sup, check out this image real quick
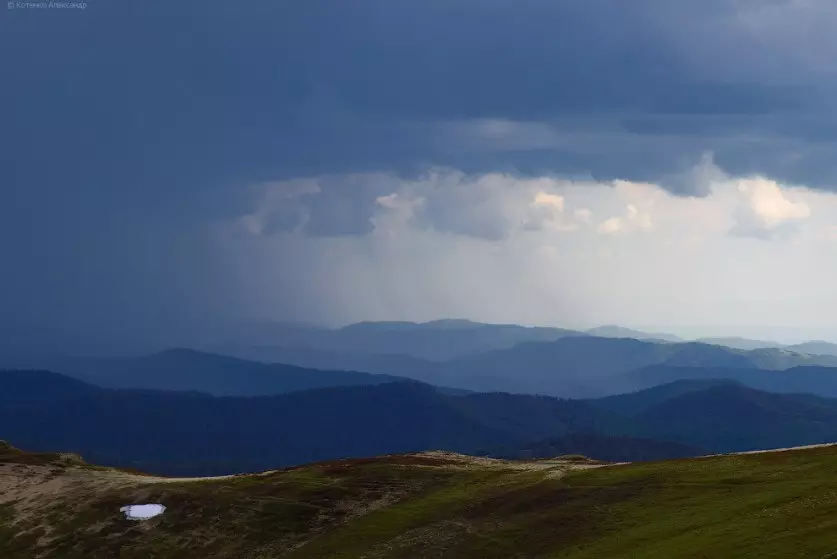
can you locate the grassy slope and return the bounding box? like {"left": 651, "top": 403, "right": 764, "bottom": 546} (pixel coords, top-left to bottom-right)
{"left": 5, "top": 446, "right": 837, "bottom": 558}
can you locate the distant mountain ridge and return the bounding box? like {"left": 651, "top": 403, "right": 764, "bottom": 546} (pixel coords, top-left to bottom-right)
{"left": 6, "top": 318, "right": 837, "bottom": 361}
{"left": 216, "top": 319, "right": 588, "bottom": 361}
{"left": 166, "top": 338, "right": 837, "bottom": 399}
{"left": 694, "top": 337, "right": 837, "bottom": 356}
{"left": 396, "top": 337, "right": 837, "bottom": 398}
{"left": 7, "top": 319, "right": 837, "bottom": 401}
{"left": 697, "top": 336, "right": 785, "bottom": 351}
{"left": 787, "top": 340, "right": 837, "bottom": 357}
{"left": 586, "top": 325, "right": 684, "bottom": 343}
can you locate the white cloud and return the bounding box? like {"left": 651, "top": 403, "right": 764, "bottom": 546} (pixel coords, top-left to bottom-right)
{"left": 374, "top": 192, "right": 426, "bottom": 215}
{"left": 375, "top": 193, "right": 400, "bottom": 209}
{"left": 727, "top": 177, "right": 813, "bottom": 239}
{"left": 372, "top": 193, "right": 426, "bottom": 236}
{"left": 824, "top": 225, "right": 837, "bottom": 242}
{"left": 574, "top": 208, "right": 593, "bottom": 223}
{"left": 532, "top": 192, "right": 565, "bottom": 212}
{"left": 738, "top": 177, "right": 811, "bottom": 227}
{"left": 596, "top": 203, "right": 654, "bottom": 234}
{"left": 221, "top": 166, "right": 837, "bottom": 334}
{"left": 338, "top": 170, "right": 584, "bottom": 239}
{"left": 597, "top": 217, "right": 623, "bottom": 234}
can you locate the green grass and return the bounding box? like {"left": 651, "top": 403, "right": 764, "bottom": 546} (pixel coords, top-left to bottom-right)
{"left": 552, "top": 450, "right": 837, "bottom": 559}
{"left": 0, "top": 440, "right": 85, "bottom": 467}
{"left": 6, "top": 448, "right": 837, "bottom": 557}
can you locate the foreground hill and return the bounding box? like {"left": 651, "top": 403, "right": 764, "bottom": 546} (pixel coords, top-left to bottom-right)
{"left": 5, "top": 443, "right": 837, "bottom": 558}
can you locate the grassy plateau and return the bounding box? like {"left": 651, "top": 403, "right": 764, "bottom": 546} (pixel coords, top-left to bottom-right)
{"left": 3, "top": 441, "right": 837, "bottom": 558}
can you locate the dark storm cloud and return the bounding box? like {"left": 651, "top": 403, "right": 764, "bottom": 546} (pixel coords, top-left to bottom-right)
{"left": 2, "top": 0, "right": 837, "bottom": 338}
{"left": 4, "top": 1, "right": 829, "bottom": 187}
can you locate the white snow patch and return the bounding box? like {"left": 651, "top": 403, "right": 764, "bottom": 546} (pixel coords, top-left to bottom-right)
{"left": 120, "top": 504, "right": 166, "bottom": 520}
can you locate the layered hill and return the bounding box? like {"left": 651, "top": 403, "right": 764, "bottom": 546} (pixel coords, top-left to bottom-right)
{"left": 617, "top": 364, "right": 837, "bottom": 398}
{"left": 205, "top": 319, "right": 588, "bottom": 361}
{"left": 13, "top": 322, "right": 837, "bottom": 401}
{"left": 7, "top": 370, "right": 837, "bottom": 476}
{"left": 5, "top": 443, "right": 837, "bottom": 558}
{"left": 38, "top": 349, "right": 406, "bottom": 397}
{"left": 586, "top": 325, "right": 683, "bottom": 342}
{"left": 696, "top": 336, "right": 785, "bottom": 350}
{"left": 0, "top": 370, "right": 622, "bottom": 475}
{"left": 206, "top": 336, "right": 837, "bottom": 399}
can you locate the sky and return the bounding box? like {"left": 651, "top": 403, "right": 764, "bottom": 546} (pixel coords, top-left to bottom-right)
{"left": 3, "top": 0, "right": 837, "bottom": 345}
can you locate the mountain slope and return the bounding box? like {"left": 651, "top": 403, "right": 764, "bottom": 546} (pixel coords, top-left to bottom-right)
{"left": 696, "top": 336, "right": 785, "bottom": 350}
{"left": 51, "top": 336, "right": 837, "bottom": 401}
{"left": 697, "top": 337, "right": 837, "bottom": 356}
{"left": 10, "top": 367, "right": 837, "bottom": 477}
{"left": 590, "top": 378, "right": 741, "bottom": 416}
{"left": 0, "top": 371, "right": 620, "bottom": 476}
{"left": 185, "top": 340, "right": 837, "bottom": 400}
{"left": 633, "top": 384, "right": 837, "bottom": 453}
{"left": 619, "top": 364, "right": 837, "bottom": 398}
{"left": 587, "top": 325, "right": 683, "bottom": 343}
{"left": 586, "top": 379, "right": 837, "bottom": 453}
{"left": 7, "top": 444, "right": 837, "bottom": 558}
{"left": 787, "top": 340, "right": 837, "bottom": 356}
{"left": 0, "top": 369, "right": 97, "bottom": 409}
{"left": 743, "top": 347, "right": 837, "bottom": 369}
{"left": 323, "top": 321, "right": 588, "bottom": 360}
{"left": 204, "top": 344, "right": 443, "bottom": 381}
{"left": 240, "top": 337, "right": 837, "bottom": 399}
{"left": 44, "top": 349, "right": 406, "bottom": 396}
{"left": 438, "top": 337, "right": 760, "bottom": 397}
{"left": 236, "top": 320, "right": 589, "bottom": 361}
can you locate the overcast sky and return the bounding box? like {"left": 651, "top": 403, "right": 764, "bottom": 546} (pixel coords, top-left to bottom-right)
{"left": 4, "top": 0, "right": 837, "bottom": 343}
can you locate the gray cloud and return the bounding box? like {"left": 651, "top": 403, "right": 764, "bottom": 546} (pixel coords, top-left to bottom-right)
{"left": 4, "top": 0, "right": 837, "bottom": 341}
